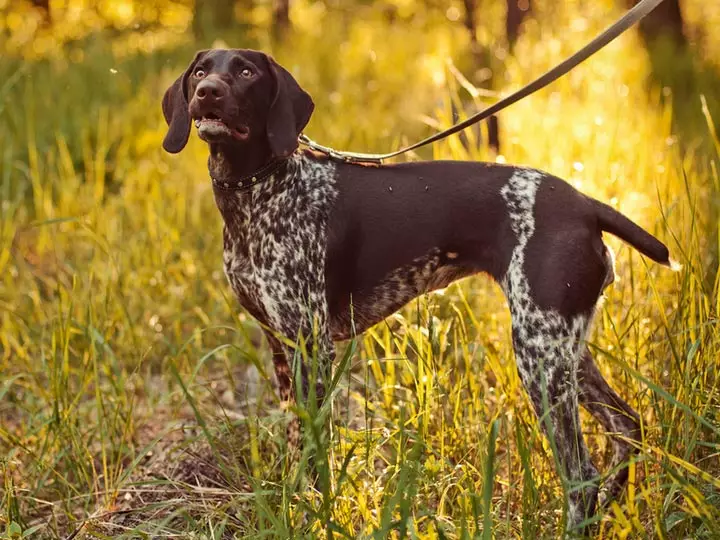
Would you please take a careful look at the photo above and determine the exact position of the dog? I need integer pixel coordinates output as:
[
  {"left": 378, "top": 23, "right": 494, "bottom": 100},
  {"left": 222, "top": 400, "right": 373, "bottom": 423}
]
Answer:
[{"left": 161, "top": 48, "right": 675, "bottom": 532}]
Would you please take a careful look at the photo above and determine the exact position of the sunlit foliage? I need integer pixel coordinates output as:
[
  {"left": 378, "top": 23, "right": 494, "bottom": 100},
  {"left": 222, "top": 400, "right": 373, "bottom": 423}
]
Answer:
[{"left": 1, "top": 1, "right": 718, "bottom": 538}]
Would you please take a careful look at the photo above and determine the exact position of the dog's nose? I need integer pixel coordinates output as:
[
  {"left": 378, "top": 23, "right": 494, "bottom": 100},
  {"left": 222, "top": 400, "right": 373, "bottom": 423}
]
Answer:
[{"left": 195, "top": 79, "right": 226, "bottom": 101}]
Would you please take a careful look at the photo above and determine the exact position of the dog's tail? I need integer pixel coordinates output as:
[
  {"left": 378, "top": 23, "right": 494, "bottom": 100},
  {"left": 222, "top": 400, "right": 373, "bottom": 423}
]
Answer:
[{"left": 593, "top": 199, "right": 681, "bottom": 270}]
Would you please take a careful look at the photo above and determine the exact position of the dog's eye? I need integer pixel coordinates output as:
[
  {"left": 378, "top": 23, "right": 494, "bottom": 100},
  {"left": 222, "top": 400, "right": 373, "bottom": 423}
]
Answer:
[
  {"left": 239, "top": 68, "right": 253, "bottom": 78},
  {"left": 194, "top": 69, "right": 206, "bottom": 78}
]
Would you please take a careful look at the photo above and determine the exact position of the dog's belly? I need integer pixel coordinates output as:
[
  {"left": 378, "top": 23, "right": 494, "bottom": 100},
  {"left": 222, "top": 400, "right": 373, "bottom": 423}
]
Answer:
[{"left": 328, "top": 248, "right": 473, "bottom": 340}]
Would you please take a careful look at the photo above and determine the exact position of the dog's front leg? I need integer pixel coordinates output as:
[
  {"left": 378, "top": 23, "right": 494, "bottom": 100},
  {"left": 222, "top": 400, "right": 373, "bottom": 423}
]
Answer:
[{"left": 264, "top": 318, "right": 335, "bottom": 452}]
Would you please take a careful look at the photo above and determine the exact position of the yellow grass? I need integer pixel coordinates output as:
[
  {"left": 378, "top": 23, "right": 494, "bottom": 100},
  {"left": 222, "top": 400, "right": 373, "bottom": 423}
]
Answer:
[{"left": 1, "top": 1, "right": 718, "bottom": 538}]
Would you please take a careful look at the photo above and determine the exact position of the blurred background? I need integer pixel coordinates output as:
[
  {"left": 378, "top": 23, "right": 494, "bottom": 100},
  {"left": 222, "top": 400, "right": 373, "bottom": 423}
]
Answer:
[{"left": 1, "top": 1, "right": 719, "bottom": 538}]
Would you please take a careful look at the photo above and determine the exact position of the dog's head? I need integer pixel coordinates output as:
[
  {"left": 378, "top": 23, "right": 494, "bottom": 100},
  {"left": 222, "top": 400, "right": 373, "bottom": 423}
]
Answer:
[{"left": 161, "top": 49, "right": 314, "bottom": 158}]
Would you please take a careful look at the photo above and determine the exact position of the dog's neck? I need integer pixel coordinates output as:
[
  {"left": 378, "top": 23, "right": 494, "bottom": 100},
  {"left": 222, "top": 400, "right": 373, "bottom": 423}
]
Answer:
[
  {"left": 207, "top": 139, "right": 273, "bottom": 184},
  {"left": 208, "top": 141, "right": 293, "bottom": 225}
]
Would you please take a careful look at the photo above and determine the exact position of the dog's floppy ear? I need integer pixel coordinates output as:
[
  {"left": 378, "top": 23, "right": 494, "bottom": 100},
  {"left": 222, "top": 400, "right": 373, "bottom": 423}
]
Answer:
[
  {"left": 266, "top": 56, "right": 314, "bottom": 158},
  {"left": 162, "top": 51, "right": 206, "bottom": 154}
]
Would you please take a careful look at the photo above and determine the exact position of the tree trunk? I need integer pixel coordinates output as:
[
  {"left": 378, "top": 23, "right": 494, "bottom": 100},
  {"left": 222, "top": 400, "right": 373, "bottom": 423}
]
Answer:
[
  {"left": 30, "top": 0, "right": 51, "bottom": 24},
  {"left": 506, "top": 0, "right": 532, "bottom": 50},
  {"left": 630, "top": 0, "right": 686, "bottom": 48},
  {"left": 193, "top": 0, "right": 237, "bottom": 40},
  {"left": 271, "top": 0, "right": 291, "bottom": 41},
  {"left": 460, "top": 0, "right": 500, "bottom": 152},
  {"left": 462, "top": 0, "right": 478, "bottom": 48}
]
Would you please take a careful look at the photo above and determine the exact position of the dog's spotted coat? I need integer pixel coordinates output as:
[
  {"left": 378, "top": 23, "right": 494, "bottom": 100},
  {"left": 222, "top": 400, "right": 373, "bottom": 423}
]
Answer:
[
  {"left": 501, "top": 169, "right": 599, "bottom": 524},
  {"left": 500, "top": 169, "right": 643, "bottom": 515},
  {"left": 328, "top": 247, "right": 469, "bottom": 338},
  {"left": 211, "top": 152, "right": 646, "bottom": 531},
  {"left": 214, "top": 153, "right": 338, "bottom": 436},
  {"left": 214, "top": 153, "right": 644, "bottom": 528},
  {"left": 162, "top": 48, "right": 672, "bottom": 535}
]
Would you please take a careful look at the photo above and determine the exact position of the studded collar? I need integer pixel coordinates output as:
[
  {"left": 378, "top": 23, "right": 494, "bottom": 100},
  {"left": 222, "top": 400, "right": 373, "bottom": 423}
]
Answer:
[{"left": 210, "top": 158, "right": 289, "bottom": 192}]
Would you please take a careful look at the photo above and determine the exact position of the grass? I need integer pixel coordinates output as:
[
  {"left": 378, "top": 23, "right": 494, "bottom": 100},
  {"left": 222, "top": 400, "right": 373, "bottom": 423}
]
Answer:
[{"left": 1, "top": 0, "right": 719, "bottom": 538}]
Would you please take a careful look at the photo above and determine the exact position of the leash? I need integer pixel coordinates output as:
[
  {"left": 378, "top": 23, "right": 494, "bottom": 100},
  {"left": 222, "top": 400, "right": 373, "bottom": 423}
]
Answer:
[{"left": 299, "top": 0, "right": 665, "bottom": 164}]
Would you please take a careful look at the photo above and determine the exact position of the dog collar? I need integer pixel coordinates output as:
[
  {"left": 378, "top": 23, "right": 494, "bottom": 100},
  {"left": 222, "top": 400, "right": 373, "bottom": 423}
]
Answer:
[{"left": 210, "top": 158, "right": 288, "bottom": 192}]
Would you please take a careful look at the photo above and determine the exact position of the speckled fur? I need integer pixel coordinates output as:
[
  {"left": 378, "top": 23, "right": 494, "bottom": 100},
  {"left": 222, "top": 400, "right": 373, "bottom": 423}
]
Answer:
[
  {"left": 501, "top": 169, "right": 601, "bottom": 531},
  {"left": 328, "top": 248, "right": 469, "bottom": 339},
  {"left": 214, "top": 158, "right": 644, "bottom": 532},
  {"left": 215, "top": 152, "right": 337, "bottom": 410}
]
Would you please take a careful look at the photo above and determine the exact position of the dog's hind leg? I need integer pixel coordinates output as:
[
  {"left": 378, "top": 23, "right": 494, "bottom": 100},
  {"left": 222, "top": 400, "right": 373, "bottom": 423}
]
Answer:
[
  {"left": 510, "top": 308, "right": 599, "bottom": 534},
  {"left": 500, "top": 170, "right": 601, "bottom": 532},
  {"left": 578, "top": 347, "right": 641, "bottom": 507}
]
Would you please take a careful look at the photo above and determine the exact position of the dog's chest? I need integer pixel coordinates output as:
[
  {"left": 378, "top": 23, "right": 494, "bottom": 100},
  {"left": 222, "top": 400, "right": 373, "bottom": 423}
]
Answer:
[
  {"left": 222, "top": 206, "right": 311, "bottom": 327},
  {"left": 220, "top": 158, "right": 338, "bottom": 333}
]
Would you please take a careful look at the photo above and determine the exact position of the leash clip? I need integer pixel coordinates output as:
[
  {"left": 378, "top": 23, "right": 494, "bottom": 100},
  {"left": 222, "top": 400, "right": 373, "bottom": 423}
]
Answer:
[
  {"left": 298, "top": 134, "right": 383, "bottom": 164},
  {"left": 298, "top": 134, "right": 344, "bottom": 161}
]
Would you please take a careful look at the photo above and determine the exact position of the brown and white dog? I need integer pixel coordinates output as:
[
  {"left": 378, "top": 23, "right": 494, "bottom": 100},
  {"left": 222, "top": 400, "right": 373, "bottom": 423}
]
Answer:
[{"left": 161, "top": 48, "right": 675, "bottom": 533}]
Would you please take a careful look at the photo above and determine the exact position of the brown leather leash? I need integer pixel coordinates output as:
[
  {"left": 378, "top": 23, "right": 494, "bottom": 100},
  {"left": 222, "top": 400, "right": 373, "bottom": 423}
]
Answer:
[{"left": 299, "top": 0, "right": 665, "bottom": 164}]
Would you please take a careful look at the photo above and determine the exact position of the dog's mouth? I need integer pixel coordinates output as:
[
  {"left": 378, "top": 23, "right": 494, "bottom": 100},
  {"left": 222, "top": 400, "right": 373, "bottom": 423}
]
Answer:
[{"left": 194, "top": 113, "right": 250, "bottom": 142}]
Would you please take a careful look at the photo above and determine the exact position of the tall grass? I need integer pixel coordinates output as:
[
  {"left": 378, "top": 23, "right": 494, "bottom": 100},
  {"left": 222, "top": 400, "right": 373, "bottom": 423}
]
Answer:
[{"left": 1, "top": 1, "right": 719, "bottom": 538}]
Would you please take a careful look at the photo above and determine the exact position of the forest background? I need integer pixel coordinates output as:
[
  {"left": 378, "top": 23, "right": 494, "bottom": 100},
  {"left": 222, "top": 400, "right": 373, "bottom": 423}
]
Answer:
[{"left": 1, "top": 0, "right": 719, "bottom": 538}]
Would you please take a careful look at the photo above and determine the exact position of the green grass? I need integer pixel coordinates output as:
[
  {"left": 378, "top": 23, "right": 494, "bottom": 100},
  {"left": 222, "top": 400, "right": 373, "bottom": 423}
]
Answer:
[{"left": 1, "top": 1, "right": 719, "bottom": 538}]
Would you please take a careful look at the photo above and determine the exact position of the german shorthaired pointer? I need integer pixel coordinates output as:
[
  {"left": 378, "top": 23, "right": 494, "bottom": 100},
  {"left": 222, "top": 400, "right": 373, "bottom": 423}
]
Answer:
[{"left": 161, "top": 48, "right": 675, "bottom": 533}]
